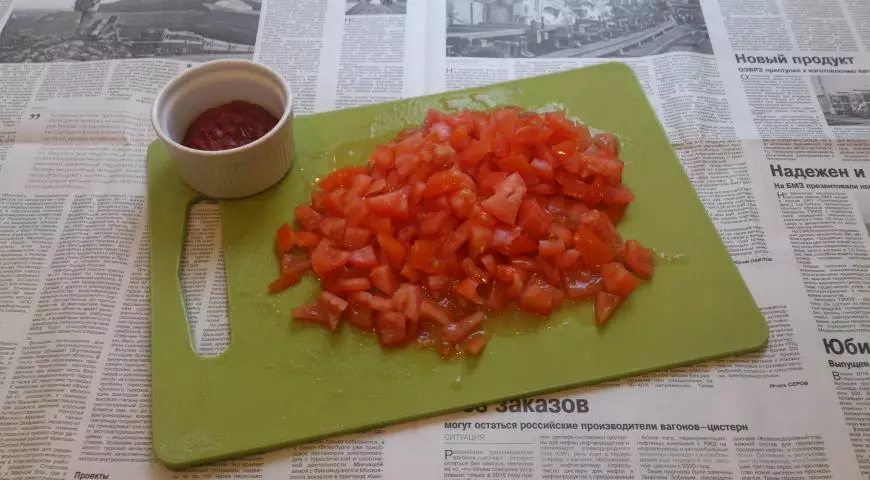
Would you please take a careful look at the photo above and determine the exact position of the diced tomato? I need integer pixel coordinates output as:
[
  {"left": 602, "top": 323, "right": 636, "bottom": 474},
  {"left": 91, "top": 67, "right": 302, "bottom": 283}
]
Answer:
[
  {"left": 369, "top": 294, "right": 394, "bottom": 312},
  {"left": 539, "top": 238, "right": 566, "bottom": 259},
  {"left": 573, "top": 227, "right": 616, "bottom": 266},
  {"left": 295, "top": 231, "right": 321, "bottom": 248},
  {"left": 420, "top": 210, "right": 451, "bottom": 235},
  {"left": 346, "top": 301, "right": 373, "bottom": 330},
  {"left": 600, "top": 262, "right": 640, "bottom": 296},
  {"left": 369, "top": 145, "right": 394, "bottom": 169},
  {"left": 440, "top": 312, "right": 485, "bottom": 343},
  {"left": 310, "top": 240, "right": 351, "bottom": 278},
  {"left": 423, "top": 170, "right": 463, "bottom": 198},
  {"left": 292, "top": 302, "right": 323, "bottom": 324},
  {"left": 336, "top": 277, "right": 371, "bottom": 292},
  {"left": 392, "top": 283, "right": 422, "bottom": 321},
  {"left": 481, "top": 173, "right": 527, "bottom": 225},
  {"left": 400, "top": 262, "right": 420, "bottom": 282},
  {"left": 519, "top": 276, "right": 562, "bottom": 315},
  {"left": 623, "top": 239, "right": 655, "bottom": 279},
  {"left": 455, "top": 278, "right": 483, "bottom": 305},
  {"left": 480, "top": 254, "right": 497, "bottom": 275},
  {"left": 501, "top": 234, "right": 536, "bottom": 256},
  {"left": 593, "top": 132, "right": 619, "bottom": 157},
  {"left": 602, "top": 185, "right": 634, "bottom": 205},
  {"left": 319, "top": 166, "right": 367, "bottom": 192},
  {"left": 465, "top": 333, "right": 488, "bottom": 356},
  {"left": 564, "top": 271, "right": 602, "bottom": 299},
  {"left": 319, "top": 217, "right": 346, "bottom": 244},
  {"left": 579, "top": 210, "right": 622, "bottom": 251},
  {"left": 317, "top": 291, "right": 348, "bottom": 330},
  {"left": 449, "top": 189, "right": 477, "bottom": 219},
  {"left": 349, "top": 245, "right": 377, "bottom": 269},
  {"left": 426, "top": 275, "right": 451, "bottom": 295},
  {"left": 461, "top": 138, "right": 490, "bottom": 165},
  {"left": 594, "top": 292, "right": 621, "bottom": 326},
  {"left": 376, "top": 311, "right": 407, "bottom": 346},
  {"left": 271, "top": 106, "right": 650, "bottom": 353},
  {"left": 342, "top": 227, "right": 371, "bottom": 250},
  {"left": 460, "top": 258, "right": 489, "bottom": 284},
  {"left": 409, "top": 239, "right": 442, "bottom": 274},
  {"left": 275, "top": 222, "right": 295, "bottom": 255},
  {"left": 320, "top": 188, "right": 346, "bottom": 217},
  {"left": 377, "top": 233, "right": 406, "bottom": 268},
  {"left": 367, "top": 189, "right": 409, "bottom": 219},
  {"left": 280, "top": 254, "right": 310, "bottom": 277},
  {"left": 370, "top": 264, "right": 399, "bottom": 295},
  {"left": 442, "top": 227, "right": 469, "bottom": 256},
  {"left": 518, "top": 199, "right": 552, "bottom": 238},
  {"left": 555, "top": 248, "right": 581, "bottom": 271},
  {"left": 294, "top": 204, "right": 322, "bottom": 232},
  {"left": 467, "top": 224, "right": 493, "bottom": 257}
]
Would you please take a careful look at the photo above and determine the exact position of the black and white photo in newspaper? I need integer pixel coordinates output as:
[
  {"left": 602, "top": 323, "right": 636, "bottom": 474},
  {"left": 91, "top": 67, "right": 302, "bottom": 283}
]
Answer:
[
  {"left": 445, "top": 0, "right": 711, "bottom": 59},
  {"left": 0, "top": 0, "right": 262, "bottom": 63}
]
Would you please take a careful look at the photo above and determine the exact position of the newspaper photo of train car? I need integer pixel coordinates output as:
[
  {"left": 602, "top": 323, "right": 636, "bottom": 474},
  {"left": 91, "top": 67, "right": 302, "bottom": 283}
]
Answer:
[
  {"left": 0, "top": 0, "right": 261, "bottom": 63},
  {"left": 446, "top": 0, "right": 711, "bottom": 59}
]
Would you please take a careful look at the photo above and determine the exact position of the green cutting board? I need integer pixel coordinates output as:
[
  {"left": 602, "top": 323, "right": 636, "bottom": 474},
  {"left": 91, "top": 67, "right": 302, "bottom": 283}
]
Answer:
[{"left": 148, "top": 63, "right": 767, "bottom": 469}]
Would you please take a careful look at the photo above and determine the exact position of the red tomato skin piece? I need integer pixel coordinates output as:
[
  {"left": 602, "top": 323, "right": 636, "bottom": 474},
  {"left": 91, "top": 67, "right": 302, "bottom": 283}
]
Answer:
[
  {"left": 594, "top": 292, "right": 622, "bottom": 327},
  {"left": 319, "top": 166, "right": 367, "bottom": 192}
]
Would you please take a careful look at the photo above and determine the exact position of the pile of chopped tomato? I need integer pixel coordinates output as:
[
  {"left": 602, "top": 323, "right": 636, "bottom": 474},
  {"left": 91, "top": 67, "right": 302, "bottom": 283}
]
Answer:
[{"left": 268, "top": 107, "right": 654, "bottom": 357}]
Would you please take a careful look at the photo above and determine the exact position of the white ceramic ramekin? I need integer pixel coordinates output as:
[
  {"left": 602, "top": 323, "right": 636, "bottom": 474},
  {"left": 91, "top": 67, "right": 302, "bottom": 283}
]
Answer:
[{"left": 151, "top": 59, "right": 294, "bottom": 199}]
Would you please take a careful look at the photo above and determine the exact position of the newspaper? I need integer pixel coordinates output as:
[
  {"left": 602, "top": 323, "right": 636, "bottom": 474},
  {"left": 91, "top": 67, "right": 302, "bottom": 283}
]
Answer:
[{"left": 0, "top": 0, "right": 869, "bottom": 478}]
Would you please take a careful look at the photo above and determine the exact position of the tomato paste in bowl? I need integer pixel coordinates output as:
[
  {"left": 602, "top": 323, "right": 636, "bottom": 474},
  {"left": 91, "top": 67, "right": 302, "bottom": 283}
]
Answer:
[{"left": 182, "top": 100, "right": 279, "bottom": 152}]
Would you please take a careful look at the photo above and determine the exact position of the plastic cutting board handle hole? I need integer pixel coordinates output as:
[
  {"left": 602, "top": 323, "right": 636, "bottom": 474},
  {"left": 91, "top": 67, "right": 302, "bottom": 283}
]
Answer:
[{"left": 179, "top": 199, "right": 231, "bottom": 357}]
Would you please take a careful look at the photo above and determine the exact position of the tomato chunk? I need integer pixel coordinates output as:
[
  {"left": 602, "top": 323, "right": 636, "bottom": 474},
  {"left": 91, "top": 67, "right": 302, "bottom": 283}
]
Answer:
[
  {"left": 601, "top": 262, "right": 640, "bottom": 296},
  {"left": 594, "top": 292, "right": 622, "bottom": 326},
  {"left": 623, "top": 240, "right": 655, "bottom": 279}
]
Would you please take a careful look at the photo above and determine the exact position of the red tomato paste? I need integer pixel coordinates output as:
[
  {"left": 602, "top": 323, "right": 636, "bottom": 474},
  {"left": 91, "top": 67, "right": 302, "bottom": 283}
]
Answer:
[{"left": 182, "top": 100, "right": 279, "bottom": 151}]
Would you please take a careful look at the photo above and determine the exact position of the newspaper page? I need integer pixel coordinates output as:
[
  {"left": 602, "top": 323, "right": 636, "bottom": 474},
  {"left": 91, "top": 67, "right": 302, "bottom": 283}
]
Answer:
[{"left": 1, "top": 0, "right": 870, "bottom": 478}]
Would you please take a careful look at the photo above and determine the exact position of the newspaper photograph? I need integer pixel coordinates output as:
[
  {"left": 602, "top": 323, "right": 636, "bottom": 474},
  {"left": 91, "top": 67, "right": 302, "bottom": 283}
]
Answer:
[
  {"left": 811, "top": 75, "right": 870, "bottom": 127},
  {"left": 346, "top": 0, "right": 407, "bottom": 15},
  {"left": 445, "top": 0, "right": 711, "bottom": 59},
  {"left": 0, "top": 0, "right": 261, "bottom": 63}
]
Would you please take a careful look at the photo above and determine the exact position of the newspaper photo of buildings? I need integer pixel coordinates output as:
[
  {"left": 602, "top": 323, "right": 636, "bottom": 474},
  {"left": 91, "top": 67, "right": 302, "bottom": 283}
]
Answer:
[
  {"left": 811, "top": 75, "right": 870, "bottom": 127},
  {"left": 346, "top": 0, "right": 407, "bottom": 15},
  {"left": 446, "top": 0, "right": 711, "bottom": 59},
  {"left": 0, "top": 0, "right": 261, "bottom": 63}
]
